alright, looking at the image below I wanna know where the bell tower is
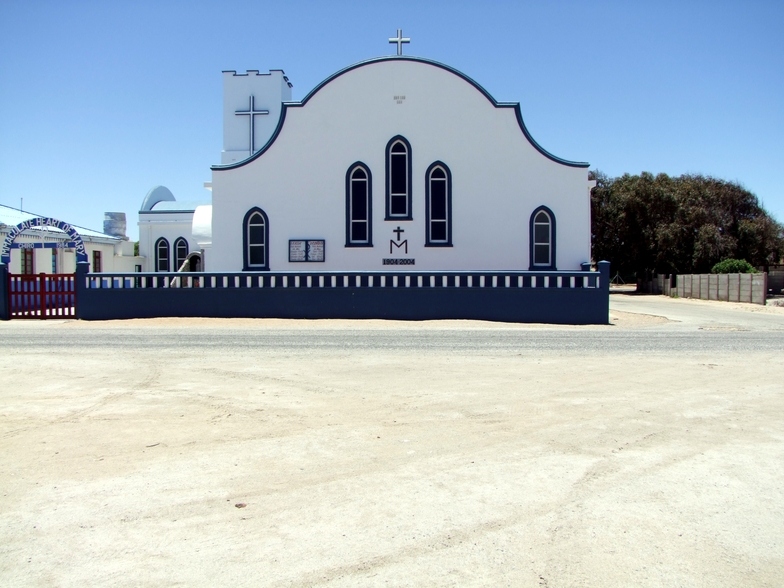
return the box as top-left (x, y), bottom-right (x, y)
top-left (221, 69), bottom-right (292, 165)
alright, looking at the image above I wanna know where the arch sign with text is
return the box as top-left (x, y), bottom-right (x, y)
top-left (1, 217), bottom-right (88, 265)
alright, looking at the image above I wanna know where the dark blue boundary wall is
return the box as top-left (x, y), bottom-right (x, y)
top-left (0, 264), bottom-right (9, 320)
top-left (74, 262), bottom-right (610, 325)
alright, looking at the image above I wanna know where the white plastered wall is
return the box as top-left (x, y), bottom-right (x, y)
top-left (210, 59), bottom-right (591, 272)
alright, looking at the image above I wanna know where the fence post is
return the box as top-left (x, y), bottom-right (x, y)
top-left (74, 262), bottom-right (89, 320)
top-left (597, 260), bottom-right (611, 324)
top-left (0, 264), bottom-right (8, 320)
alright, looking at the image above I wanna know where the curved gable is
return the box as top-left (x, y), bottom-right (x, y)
top-left (212, 56), bottom-right (588, 171)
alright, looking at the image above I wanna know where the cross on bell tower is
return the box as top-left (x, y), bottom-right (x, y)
top-left (388, 29), bottom-right (410, 56)
top-left (235, 95), bottom-right (269, 154)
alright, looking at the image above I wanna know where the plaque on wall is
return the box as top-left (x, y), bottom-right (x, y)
top-left (289, 239), bottom-right (325, 262)
top-left (289, 240), bottom-right (307, 261)
top-left (307, 240), bottom-right (324, 262)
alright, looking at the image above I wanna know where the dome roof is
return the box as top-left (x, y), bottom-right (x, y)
top-left (140, 186), bottom-right (175, 211)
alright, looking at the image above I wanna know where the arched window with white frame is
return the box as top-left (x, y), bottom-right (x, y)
top-left (385, 136), bottom-right (412, 220)
top-left (529, 206), bottom-right (556, 270)
top-left (243, 208), bottom-right (269, 270)
top-left (155, 237), bottom-right (170, 272)
top-left (346, 163), bottom-right (372, 247)
top-left (425, 161), bottom-right (452, 246)
top-left (174, 237), bottom-right (189, 271)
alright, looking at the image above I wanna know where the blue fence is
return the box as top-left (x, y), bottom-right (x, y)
top-left (68, 261), bottom-right (610, 324)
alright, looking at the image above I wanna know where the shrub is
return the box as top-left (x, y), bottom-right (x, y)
top-left (710, 258), bottom-right (757, 274)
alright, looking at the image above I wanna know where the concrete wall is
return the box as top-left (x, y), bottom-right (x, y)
top-left (3, 262), bottom-right (610, 324)
top-left (675, 273), bottom-right (768, 305)
top-left (74, 263), bottom-right (610, 325)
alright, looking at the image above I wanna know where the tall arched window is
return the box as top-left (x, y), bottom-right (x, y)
top-left (243, 208), bottom-right (269, 270)
top-left (174, 237), bottom-right (189, 271)
top-left (425, 161), bottom-right (452, 247)
top-left (346, 163), bottom-right (372, 247)
top-left (155, 237), bottom-right (170, 272)
top-left (385, 136), bottom-right (412, 220)
top-left (529, 206), bottom-right (556, 270)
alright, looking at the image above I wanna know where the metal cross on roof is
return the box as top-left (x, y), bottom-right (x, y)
top-left (235, 95), bottom-right (269, 154)
top-left (388, 29), bottom-right (410, 56)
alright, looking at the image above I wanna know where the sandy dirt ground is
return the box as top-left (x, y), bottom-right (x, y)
top-left (1, 297), bottom-right (782, 587)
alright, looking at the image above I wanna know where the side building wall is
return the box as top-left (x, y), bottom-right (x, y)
top-left (138, 211), bottom-right (199, 272)
top-left (1, 232), bottom-right (142, 274)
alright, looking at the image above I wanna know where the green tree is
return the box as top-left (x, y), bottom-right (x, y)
top-left (590, 171), bottom-right (784, 284)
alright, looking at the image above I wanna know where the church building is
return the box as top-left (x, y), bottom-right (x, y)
top-left (2, 34), bottom-right (606, 324)
top-left (140, 33), bottom-right (594, 276)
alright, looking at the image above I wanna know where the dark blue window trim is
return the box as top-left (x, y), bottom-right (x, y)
top-left (174, 237), bottom-right (189, 271)
top-left (345, 162), bottom-right (373, 247)
top-left (155, 237), bottom-right (169, 272)
top-left (242, 207), bottom-right (270, 271)
top-left (212, 56), bottom-right (589, 172)
top-left (425, 161), bottom-right (452, 247)
top-left (385, 136), bottom-right (412, 221)
top-left (529, 205), bottom-right (556, 270)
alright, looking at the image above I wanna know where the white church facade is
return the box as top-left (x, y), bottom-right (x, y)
top-left (140, 47), bottom-right (594, 276)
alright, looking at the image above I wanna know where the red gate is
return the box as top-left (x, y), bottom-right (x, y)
top-left (8, 273), bottom-right (77, 319)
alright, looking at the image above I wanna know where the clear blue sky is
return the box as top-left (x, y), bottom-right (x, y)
top-left (1, 0), bottom-right (782, 241)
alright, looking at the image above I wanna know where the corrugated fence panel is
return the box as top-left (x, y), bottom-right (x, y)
top-left (740, 274), bottom-right (752, 303)
top-left (708, 275), bottom-right (718, 300)
top-left (699, 275), bottom-right (708, 300)
top-left (728, 274), bottom-right (740, 302)
top-left (752, 274), bottom-right (767, 305)
top-left (718, 274), bottom-right (729, 302)
top-left (675, 273), bottom-right (767, 306)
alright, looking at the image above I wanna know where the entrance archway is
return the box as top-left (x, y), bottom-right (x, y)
top-left (1, 217), bottom-right (88, 265)
top-left (1, 217), bottom-right (86, 319)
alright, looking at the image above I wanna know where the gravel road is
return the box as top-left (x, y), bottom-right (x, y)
top-left (1, 295), bottom-right (782, 587)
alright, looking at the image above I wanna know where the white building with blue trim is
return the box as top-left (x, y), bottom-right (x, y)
top-left (141, 53), bottom-right (594, 276)
top-left (0, 204), bottom-right (140, 275)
